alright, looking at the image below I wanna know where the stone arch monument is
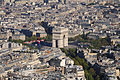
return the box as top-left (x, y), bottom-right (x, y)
top-left (52, 27), bottom-right (68, 48)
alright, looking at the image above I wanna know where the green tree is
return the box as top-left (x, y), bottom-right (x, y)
top-left (61, 48), bottom-right (69, 56)
top-left (95, 75), bottom-right (100, 80)
top-left (25, 36), bottom-right (38, 41)
top-left (68, 48), bottom-right (76, 57)
top-left (83, 62), bottom-right (89, 70)
top-left (88, 74), bottom-right (94, 80)
top-left (85, 70), bottom-right (89, 80)
top-left (69, 48), bottom-right (76, 53)
top-left (46, 34), bottom-right (52, 41)
top-left (72, 58), bottom-right (80, 65)
top-left (89, 68), bottom-right (96, 76)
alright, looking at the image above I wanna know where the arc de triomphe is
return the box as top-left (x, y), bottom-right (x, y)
top-left (52, 27), bottom-right (68, 48)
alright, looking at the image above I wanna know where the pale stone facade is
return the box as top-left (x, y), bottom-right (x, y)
top-left (52, 27), bottom-right (68, 48)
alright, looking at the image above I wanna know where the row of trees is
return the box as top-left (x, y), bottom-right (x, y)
top-left (61, 48), bottom-right (101, 80)
top-left (69, 33), bottom-right (110, 49)
top-left (25, 35), bottom-right (52, 42)
top-left (8, 34), bottom-right (53, 49)
top-left (87, 37), bottom-right (110, 49)
top-left (8, 37), bottom-right (38, 49)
